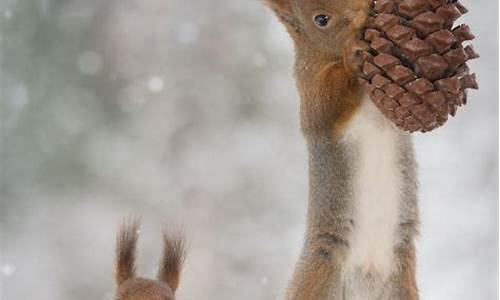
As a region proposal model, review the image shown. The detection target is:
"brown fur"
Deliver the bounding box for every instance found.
[265,0,370,137]
[158,232,186,292]
[395,246,419,300]
[285,238,346,299]
[265,1,420,299]
[115,217,140,286]
[114,219,186,300]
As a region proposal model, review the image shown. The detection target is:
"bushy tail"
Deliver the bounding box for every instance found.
[157,230,186,292]
[115,218,140,286]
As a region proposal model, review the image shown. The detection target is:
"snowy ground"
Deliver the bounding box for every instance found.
[0,0,497,299]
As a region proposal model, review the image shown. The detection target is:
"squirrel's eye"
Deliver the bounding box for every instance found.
[313,14,331,28]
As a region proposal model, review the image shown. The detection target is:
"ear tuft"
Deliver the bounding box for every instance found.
[157,230,186,292]
[115,217,141,286]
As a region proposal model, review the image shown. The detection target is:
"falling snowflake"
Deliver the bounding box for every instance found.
[148,76,164,94]
[2,264,16,277]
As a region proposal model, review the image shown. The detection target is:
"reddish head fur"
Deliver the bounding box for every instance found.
[265,0,371,136]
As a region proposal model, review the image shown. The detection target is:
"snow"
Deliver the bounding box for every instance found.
[0,0,497,300]
[1,264,16,278]
[147,76,165,93]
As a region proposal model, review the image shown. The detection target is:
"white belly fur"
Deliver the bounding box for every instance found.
[341,97,402,280]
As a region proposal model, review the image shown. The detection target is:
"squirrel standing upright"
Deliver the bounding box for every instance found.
[265,1,420,299]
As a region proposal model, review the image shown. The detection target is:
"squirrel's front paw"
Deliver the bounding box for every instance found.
[342,40,369,75]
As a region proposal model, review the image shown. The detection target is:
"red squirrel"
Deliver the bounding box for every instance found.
[265,1,420,299]
[113,219,186,300]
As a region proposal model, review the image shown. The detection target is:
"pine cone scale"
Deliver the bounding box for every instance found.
[360,0,479,133]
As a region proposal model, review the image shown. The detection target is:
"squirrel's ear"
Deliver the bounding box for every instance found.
[264,0,291,13]
[264,0,300,33]
[115,218,141,286]
[157,231,186,292]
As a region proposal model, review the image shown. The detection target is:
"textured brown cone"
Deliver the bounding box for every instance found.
[359,0,479,133]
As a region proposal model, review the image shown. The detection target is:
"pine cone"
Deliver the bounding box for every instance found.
[359,0,479,133]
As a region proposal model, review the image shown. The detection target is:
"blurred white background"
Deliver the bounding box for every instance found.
[0,0,497,299]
